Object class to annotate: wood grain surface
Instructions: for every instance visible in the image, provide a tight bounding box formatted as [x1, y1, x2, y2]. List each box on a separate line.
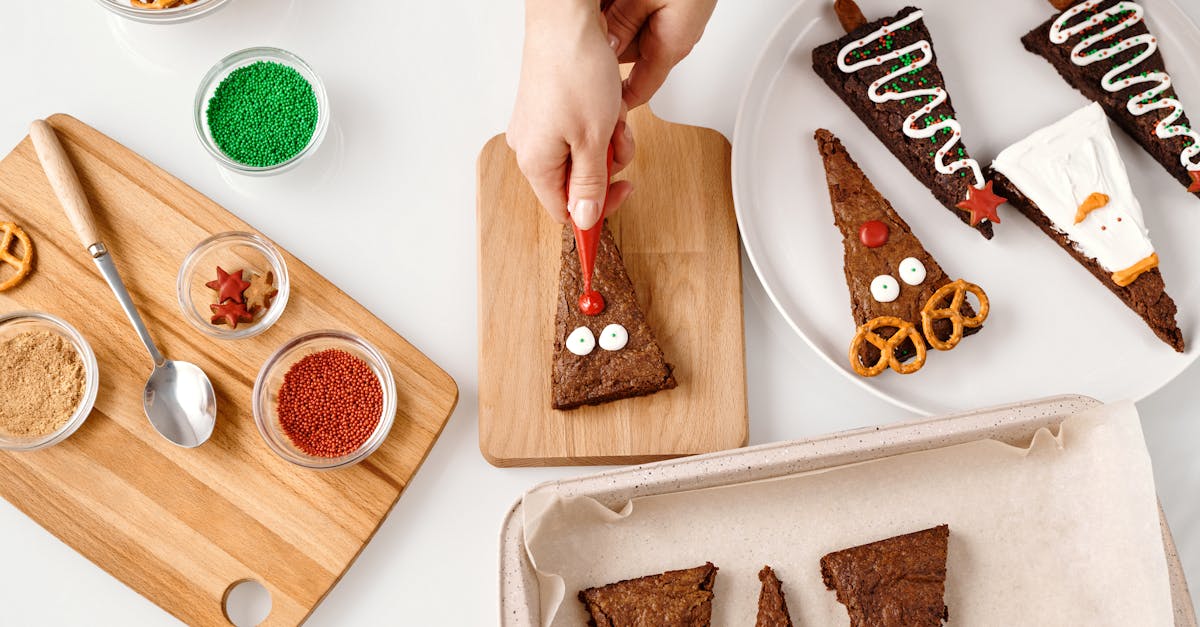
[477, 106, 747, 467]
[0, 115, 458, 626]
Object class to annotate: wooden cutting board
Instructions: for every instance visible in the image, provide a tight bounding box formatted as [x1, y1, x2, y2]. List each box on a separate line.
[0, 115, 458, 626]
[477, 106, 747, 467]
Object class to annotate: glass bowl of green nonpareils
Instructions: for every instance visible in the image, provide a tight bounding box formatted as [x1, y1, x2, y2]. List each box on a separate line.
[194, 47, 330, 176]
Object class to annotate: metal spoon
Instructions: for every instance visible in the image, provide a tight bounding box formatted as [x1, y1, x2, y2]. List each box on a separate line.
[30, 120, 216, 448]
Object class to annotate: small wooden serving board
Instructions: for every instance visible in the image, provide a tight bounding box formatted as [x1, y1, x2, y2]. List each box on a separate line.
[477, 106, 747, 467]
[0, 115, 458, 626]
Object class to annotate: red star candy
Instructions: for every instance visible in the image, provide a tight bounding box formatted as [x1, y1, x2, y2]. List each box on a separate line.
[1188, 170, 1200, 193]
[956, 180, 1006, 226]
[210, 301, 256, 328]
[205, 266, 251, 304]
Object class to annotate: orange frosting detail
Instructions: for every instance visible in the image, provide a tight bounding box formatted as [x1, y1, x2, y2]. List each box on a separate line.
[1074, 192, 1109, 224]
[1111, 253, 1159, 287]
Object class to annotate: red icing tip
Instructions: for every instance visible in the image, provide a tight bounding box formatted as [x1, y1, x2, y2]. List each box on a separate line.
[859, 220, 889, 248]
[579, 290, 605, 316]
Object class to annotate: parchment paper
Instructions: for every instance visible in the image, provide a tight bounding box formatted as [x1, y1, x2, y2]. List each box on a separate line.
[523, 401, 1174, 626]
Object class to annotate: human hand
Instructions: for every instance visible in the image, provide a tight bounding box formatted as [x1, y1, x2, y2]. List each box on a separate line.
[604, 0, 717, 108]
[508, 0, 636, 229]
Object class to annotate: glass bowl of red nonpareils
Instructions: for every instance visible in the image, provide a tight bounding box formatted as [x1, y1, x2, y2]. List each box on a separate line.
[94, 0, 230, 24]
[252, 330, 398, 470]
[177, 231, 290, 340]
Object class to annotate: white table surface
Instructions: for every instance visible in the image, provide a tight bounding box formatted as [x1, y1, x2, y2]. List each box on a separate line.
[2, 2, 1199, 624]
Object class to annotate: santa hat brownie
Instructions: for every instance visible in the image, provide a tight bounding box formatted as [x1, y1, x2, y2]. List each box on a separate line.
[815, 129, 989, 377]
[991, 102, 1184, 351]
[812, 0, 1006, 238]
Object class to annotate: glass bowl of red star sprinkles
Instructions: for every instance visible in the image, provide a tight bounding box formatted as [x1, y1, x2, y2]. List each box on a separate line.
[177, 231, 290, 340]
[253, 330, 397, 470]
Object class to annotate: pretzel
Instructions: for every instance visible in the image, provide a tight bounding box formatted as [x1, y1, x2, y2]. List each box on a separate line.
[920, 279, 989, 351]
[835, 0, 868, 32]
[129, 0, 197, 9]
[0, 222, 33, 292]
[849, 316, 927, 377]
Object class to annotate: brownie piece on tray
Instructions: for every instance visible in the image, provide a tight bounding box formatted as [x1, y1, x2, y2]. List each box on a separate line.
[1023, 0, 1200, 199]
[552, 222, 676, 410]
[579, 562, 718, 627]
[815, 129, 988, 377]
[821, 525, 950, 627]
[756, 566, 794, 627]
[991, 102, 1183, 351]
[813, 5, 1005, 238]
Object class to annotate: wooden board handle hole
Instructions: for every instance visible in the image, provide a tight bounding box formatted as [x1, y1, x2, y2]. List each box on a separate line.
[223, 579, 272, 626]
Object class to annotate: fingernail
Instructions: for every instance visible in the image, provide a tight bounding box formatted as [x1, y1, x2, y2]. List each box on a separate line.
[569, 199, 602, 230]
[608, 34, 620, 52]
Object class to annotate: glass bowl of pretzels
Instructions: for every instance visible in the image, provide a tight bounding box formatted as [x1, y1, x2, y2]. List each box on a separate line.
[94, 0, 229, 24]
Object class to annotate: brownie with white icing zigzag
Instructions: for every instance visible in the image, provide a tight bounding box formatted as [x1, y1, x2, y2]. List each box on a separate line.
[813, 6, 1004, 238]
[1023, 0, 1200, 198]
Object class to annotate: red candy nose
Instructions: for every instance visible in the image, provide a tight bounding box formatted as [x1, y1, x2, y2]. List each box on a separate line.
[859, 220, 889, 248]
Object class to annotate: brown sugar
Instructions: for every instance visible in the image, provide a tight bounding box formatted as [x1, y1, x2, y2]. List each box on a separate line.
[0, 330, 86, 438]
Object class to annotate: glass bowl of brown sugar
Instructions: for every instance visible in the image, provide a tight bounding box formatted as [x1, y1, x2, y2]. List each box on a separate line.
[0, 312, 99, 451]
[252, 330, 396, 470]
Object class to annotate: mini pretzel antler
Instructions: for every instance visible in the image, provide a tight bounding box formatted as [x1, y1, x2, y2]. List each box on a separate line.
[920, 279, 989, 351]
[835, 0, 868, 33]
[849, 316, 927, 377]
[1049, 0, 1077, 10]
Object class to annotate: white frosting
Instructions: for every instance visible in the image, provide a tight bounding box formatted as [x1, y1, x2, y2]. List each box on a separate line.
[598, 324, 628, 351]
[566, 326, 595, 356]
[992, 103, 1155, 275]
[899, 257, 927, 286]
[837, 9, 985, 189]
[870, 275, 900, 303]
[1050, 0, 1200, 171]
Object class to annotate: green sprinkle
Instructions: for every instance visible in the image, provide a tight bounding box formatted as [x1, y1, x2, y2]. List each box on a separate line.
[206, 61, 319, 168]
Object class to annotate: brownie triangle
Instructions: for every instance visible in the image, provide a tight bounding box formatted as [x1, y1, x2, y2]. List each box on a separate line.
[821, 525, 950, 627]
[815, 129, 981, 371]
[813, 6, 998, 238]
[579, 563, 717, 627]
[756, 566, 794, 627]
[991, 103, 1184, 351]
[1023, 0, 1200, 198]
[552, 222, 676, 410]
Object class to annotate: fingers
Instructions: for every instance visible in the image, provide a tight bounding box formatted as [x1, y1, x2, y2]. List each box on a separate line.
[567, 142, 612, 230]
[511, 135, 572, 224]
[604, 0, 657, 57]
[602, 180, 633, 221]
[622, 55, 674, 109]
[610, 104, 635, 176]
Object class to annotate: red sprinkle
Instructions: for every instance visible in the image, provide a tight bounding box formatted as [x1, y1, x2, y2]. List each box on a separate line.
[579, 290, 605, 316]
[276, 348, 383, 458]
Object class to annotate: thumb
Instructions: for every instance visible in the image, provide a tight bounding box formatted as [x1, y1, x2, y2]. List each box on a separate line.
[567, 144, 610, 230]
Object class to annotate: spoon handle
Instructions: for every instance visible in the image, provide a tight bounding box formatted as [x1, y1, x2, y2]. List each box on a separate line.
[29, 120, 102, 252]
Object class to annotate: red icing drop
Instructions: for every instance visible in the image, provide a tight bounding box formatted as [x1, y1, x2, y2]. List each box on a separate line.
[579, 290, 605, 316]
[859, 220, 889, 248]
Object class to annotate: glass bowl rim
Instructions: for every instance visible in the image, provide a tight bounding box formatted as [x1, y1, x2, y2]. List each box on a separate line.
[0, 311, 100, 451]
[93, 0, 230, 23]
[252, 329, 398, 470]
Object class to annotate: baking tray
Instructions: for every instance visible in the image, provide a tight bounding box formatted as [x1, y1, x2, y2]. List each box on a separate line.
[499, 395, 1196, 625]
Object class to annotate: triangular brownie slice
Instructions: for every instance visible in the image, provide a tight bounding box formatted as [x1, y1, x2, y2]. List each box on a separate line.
[579, 562, 717, 627]
[991, 103, 1184, 351]
[813, 6, 1005, 238]
[821, 525, 950, 627]
[1023, 0, 1200, 198]
[756, 566, 794, 627]
[816, 129, 986, 376]
[552, 222, 676, 410]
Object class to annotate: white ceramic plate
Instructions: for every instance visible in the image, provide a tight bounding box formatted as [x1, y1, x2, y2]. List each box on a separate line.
[733, 0, 1200, 414]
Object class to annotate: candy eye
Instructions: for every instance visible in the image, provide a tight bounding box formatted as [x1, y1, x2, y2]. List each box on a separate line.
[898, 257, 926, 286]
[599, 324, 628, 351]
[566, 327, 596, 356]
[871, 275, 900, 302]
